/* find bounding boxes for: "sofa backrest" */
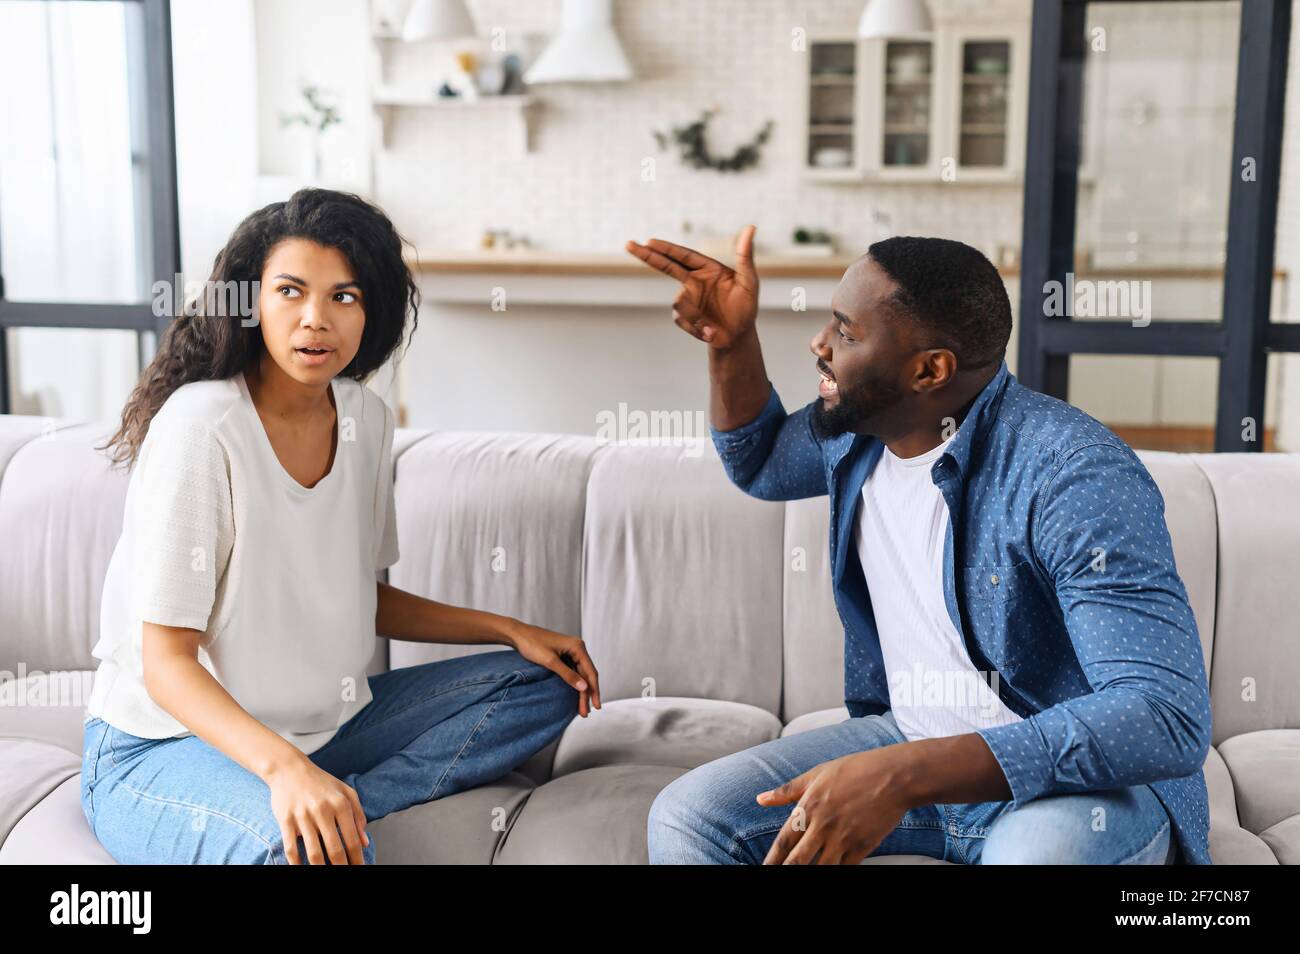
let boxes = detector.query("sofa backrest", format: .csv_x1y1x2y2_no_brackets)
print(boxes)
0,414,1296,747
1193,455,1300,744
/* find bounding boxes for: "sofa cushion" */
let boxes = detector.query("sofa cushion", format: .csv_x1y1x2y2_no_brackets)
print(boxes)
0,775,115,864
0,423,128,674
0,739,80,849
781,706,850,737
781,498,846,721
550,697,782,778
1204,744,1281,864
0,416,60,478
1193,453,1300,743
386,432,599,670
1216,729,1300,863
0,674,92,755
495,764,686,864
367,771,535,864
581,442,785,712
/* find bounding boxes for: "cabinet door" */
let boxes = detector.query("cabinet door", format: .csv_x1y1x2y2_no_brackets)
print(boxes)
803,39,863,180
939,26,1028,182
861,36,939,180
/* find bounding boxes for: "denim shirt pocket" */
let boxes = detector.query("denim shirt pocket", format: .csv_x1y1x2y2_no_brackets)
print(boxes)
962,561,1034,673
964,561,1032,602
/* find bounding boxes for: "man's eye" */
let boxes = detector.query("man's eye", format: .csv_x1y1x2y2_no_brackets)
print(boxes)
836,326,852,342
278,285,301,298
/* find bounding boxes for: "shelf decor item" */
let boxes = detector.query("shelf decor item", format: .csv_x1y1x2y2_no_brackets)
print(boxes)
279,83,342,182
653,110,775,173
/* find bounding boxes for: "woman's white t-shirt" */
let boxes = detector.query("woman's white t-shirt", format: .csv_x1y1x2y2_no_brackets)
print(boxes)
85,370,400,755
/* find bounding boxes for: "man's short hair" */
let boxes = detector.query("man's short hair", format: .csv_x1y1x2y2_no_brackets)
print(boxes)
865,236,1013,371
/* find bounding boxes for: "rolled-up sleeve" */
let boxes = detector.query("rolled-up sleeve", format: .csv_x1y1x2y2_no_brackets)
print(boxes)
710,382,829,501
975,442,1212,808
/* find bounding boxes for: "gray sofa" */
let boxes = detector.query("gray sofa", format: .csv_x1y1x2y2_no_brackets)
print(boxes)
0,414,1296,864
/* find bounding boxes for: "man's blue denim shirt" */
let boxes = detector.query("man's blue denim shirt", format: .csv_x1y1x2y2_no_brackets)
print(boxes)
710,361,1214,865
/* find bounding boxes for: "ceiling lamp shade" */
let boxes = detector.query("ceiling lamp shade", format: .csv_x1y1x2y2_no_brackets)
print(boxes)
401,0,476,41
857,0,933,38
524,0,634,85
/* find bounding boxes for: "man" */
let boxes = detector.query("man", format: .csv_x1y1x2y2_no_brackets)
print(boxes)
624,227,1212,865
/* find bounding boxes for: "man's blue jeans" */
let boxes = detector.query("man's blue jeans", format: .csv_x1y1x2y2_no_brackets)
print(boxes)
647,710,1178,865
80,649,577,864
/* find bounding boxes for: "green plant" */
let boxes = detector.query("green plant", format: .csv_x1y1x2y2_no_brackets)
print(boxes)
653,110,774,173
279,84,342,134
794,228,832,244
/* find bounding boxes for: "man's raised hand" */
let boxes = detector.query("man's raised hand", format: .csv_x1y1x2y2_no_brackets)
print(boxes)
625,224,759,350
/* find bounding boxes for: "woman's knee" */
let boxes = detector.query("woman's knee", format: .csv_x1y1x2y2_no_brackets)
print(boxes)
516,661,582,724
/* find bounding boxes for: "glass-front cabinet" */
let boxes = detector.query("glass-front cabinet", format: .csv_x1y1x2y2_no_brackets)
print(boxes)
803,39,866,182
881,41,934,170
802,22,1028,182
957,39,1013,168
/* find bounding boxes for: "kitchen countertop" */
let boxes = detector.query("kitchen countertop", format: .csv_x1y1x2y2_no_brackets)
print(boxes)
406,248,871,278
405,248,1289,281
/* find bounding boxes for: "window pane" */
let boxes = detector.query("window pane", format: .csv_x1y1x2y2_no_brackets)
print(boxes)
0,0,153,305
1074,1,1240,321
4,326,140,420
1268,10,1300,451
1068,355,1220,452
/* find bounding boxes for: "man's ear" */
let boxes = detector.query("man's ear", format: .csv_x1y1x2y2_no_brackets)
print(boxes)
915,349,958,392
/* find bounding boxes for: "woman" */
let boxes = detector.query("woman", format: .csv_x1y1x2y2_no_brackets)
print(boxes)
81,188,599,865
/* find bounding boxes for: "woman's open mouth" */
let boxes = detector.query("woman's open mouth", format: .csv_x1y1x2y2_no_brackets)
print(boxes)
296,347,334,366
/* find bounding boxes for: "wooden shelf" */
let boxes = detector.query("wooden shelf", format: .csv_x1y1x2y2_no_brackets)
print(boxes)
371,90,537,152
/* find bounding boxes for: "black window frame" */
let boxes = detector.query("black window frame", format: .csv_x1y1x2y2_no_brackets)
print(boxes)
1017,0,1293,452
0,0,180,415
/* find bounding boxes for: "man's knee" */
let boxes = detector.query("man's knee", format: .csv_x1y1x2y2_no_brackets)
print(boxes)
647,768,716,860
979,788,1172,864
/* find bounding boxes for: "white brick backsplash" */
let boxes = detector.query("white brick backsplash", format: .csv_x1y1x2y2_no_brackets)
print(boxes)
373,0,1032,257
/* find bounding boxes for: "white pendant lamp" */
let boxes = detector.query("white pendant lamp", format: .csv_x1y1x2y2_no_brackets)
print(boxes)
524,0,634,85
857,0,933,38
401,0,476,41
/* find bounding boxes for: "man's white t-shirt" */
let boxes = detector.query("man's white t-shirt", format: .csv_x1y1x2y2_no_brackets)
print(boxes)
85,370,400,755
854,434,1023,743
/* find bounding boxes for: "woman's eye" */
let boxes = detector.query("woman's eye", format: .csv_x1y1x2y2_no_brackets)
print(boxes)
278,285,301,298
335,291,358,304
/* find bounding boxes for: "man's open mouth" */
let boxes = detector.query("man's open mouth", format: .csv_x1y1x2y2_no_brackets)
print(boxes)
817,361,838,395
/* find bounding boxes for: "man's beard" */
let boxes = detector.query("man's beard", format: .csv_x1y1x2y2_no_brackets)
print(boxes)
811,370,904,440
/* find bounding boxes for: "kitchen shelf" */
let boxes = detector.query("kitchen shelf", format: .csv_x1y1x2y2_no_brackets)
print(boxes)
371,89,538,152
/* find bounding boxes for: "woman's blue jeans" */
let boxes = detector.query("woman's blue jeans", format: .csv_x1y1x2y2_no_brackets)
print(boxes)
80,649,577,864
647,710,1179,865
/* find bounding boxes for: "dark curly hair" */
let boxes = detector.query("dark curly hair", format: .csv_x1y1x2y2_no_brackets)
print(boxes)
98,188,419,469
866,235,1012,371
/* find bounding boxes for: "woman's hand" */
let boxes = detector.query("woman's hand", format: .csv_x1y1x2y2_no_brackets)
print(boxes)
505,621,602,717
266,756,370,864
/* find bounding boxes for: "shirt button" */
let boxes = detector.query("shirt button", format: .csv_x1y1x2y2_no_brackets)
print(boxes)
990,574,1000,585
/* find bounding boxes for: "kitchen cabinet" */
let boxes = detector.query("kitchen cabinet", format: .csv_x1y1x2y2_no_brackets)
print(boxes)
801,22,1029,183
